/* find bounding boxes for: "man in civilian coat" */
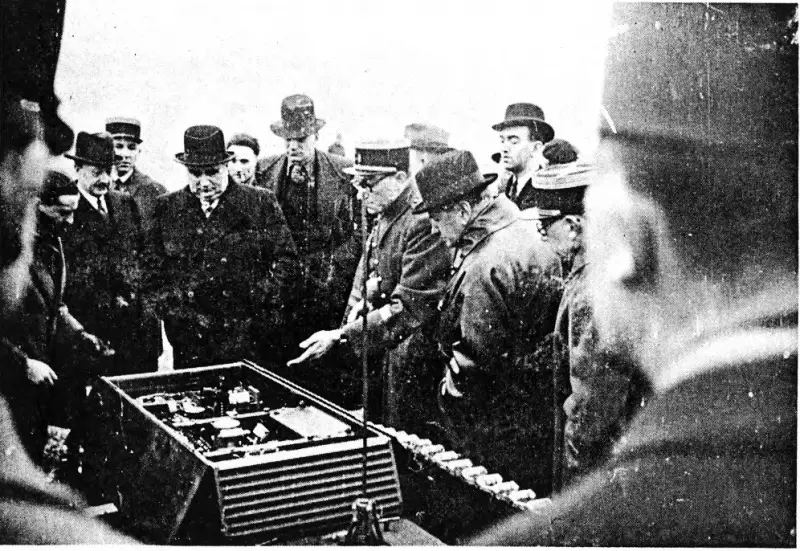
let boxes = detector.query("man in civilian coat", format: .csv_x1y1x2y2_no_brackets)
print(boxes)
62,131,160,376
107,117,167,233
470,3,796,546
492,102,555,209
256,94,360,370
143,125,297,369
415,150,563,497
288,142,450,434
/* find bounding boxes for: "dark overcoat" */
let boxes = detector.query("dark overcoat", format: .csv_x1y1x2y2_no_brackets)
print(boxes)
0,216,92,462
142,181,297,369
256,150,360,347
435,195,563,496
340,183,450,431
62,191,161,374
112,168,167,233
471,322,797,547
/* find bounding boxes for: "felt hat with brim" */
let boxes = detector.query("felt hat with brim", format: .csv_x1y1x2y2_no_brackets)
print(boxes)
106,117,142,143
270,94,326,139
65,131,114,167
344,141,409,176
175,125,234,167
413,150,498,214
492,102,555,143
404,123,453,153
526,162,596,218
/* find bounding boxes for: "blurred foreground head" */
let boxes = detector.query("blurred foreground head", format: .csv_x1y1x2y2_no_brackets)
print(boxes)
587,4,797,389
1,0,74,314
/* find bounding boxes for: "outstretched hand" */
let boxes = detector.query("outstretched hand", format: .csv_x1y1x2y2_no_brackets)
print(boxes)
287,329,343,366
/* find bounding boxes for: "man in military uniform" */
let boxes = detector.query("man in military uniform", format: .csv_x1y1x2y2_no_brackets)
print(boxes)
106,117,167,232
288,142,450,433
256,94,360,369
415,150,563,496
143,125,297,369
471,3,796,546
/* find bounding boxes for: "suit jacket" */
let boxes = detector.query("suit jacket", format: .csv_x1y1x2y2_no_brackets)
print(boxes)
256,150,360,333
506,176,537,210
142,181,297,368
340,183,450,428
112,168,167,233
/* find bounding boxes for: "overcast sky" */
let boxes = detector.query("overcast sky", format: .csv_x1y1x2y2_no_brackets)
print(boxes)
55,0,612,189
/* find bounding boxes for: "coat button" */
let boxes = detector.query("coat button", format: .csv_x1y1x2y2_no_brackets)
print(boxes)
196,228,204,235
222,290,230,298
220,257,227,264
187,290,195,298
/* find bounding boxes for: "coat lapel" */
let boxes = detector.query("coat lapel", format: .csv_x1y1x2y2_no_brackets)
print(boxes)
376,184,414,248
314,151,342,229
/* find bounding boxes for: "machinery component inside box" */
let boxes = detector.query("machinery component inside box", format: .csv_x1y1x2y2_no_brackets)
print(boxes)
84,362,402,544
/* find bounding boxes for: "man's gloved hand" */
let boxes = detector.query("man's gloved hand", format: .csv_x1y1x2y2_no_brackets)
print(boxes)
81,331,115,357
26,358,58,386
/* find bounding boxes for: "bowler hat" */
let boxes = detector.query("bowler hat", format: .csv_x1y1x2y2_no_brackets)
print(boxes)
175,125,234,167
344,141,409,176
270,94,326,139
526,162,595,218
413,150,498,214
65,131,115,167
106,117,142,143
492,102,555,143
404,123,452,153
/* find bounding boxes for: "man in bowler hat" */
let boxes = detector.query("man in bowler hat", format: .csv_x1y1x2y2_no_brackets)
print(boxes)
62,131,160,376
106,117,167,233
493,102,555,209
142,125,297,369
415,150,563,496
289,141,450,433
471,3,796,546
404,122,453,176
256,94,360,365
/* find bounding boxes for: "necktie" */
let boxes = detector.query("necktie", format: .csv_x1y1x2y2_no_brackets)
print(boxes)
201,198,217,218
506,175,518,200
97,197,108,218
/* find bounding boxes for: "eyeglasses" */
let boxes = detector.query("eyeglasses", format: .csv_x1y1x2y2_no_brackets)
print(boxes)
352,174,389,192
188,166,222,177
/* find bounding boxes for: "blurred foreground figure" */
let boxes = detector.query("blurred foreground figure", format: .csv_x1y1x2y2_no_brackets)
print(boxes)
0,0,136,542
470,3,797,546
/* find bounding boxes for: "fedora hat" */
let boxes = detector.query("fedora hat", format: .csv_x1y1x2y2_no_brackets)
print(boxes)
492,102,555,143
413,150,498,214
174,125,234,167
106,117,142,143
404,123,453,153
65,131,114,167
270,94,326,140
344,141,409,176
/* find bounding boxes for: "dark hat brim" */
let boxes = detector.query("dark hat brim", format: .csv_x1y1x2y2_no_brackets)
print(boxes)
174,151,235,167
108,132,143,144
410,142,454,153
491,117,555,142
270,119,326,139
413,173,498,214
64,152,113,167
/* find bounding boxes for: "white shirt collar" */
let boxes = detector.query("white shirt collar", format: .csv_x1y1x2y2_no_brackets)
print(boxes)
78,186,107,212
116,169,134,185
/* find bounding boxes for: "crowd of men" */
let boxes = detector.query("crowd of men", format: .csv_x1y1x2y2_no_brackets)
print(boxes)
0,0,796,546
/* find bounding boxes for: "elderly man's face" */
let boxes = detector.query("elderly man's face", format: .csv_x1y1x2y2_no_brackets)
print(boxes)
186,163,228,199
429,202,471,247
498,125,542,175
112,137,139,177
228,145,257,185
77,163,112,198
354,173,405,216
285,134,316,165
